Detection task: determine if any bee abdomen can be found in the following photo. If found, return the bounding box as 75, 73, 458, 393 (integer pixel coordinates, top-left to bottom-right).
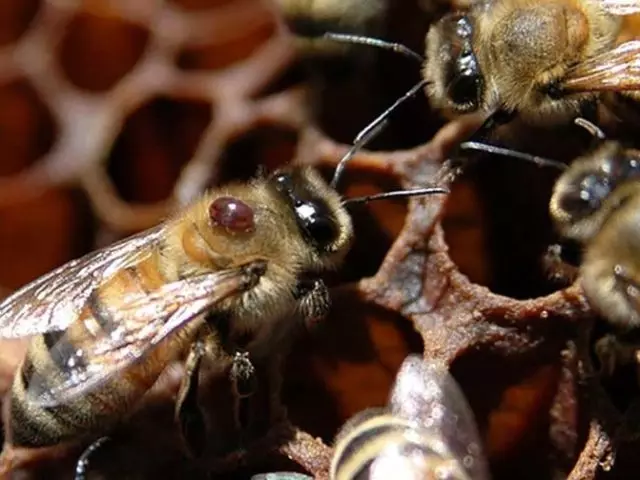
8, 260, 190, 448
331, 414, 463, 480
8, 351, 106, 448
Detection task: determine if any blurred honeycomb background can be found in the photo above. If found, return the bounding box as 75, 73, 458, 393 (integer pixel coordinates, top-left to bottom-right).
0, 0, 636, 479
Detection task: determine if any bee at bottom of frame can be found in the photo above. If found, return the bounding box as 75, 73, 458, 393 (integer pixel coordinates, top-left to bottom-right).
0, 117, 448, 479
330, 355, 489, 480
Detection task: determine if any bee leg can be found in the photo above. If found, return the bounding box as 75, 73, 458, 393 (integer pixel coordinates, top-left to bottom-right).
294, 278, 331, 330
229, 350, 258, 445
594, 334, 639, 377
74, 436, 111, 480
542, 244, 579, 286
175, 339, 208, 458
230, 350, 257, 399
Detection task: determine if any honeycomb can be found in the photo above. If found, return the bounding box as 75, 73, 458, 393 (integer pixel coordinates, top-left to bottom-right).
0, 0, 637, 478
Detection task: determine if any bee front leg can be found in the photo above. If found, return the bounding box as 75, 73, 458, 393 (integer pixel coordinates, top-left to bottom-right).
74, 436, 111, 480
230, 350, 257, 399
175, 339, 208, 458
294, 278, 331, 330
594, 334, 640, 378
542, 244, 579, 286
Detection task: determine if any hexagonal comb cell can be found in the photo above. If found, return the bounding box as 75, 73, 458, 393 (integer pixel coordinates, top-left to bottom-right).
57, 9, 150, 92
176, 18, 276, 71
0, 0, 40, 46
107, 95, 213, 204
217, 124, 299, 184
0, 78, 57, 176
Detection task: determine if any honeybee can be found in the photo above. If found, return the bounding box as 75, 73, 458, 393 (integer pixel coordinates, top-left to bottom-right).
461, 124, 640, 376
423, 0, 640, 127
313, 0, 640, 136
272, 0, 388, 57
549, 140, 640, 329
330, 354, 489, 480
0, 122, 447, 477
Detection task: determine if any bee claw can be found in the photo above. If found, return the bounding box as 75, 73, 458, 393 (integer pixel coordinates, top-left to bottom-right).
74, 436, 111, 480
230, 350, 257, 398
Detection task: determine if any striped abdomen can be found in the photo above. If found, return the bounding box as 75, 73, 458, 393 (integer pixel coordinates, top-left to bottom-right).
8, 254, 200, 448
331, 411, 469, 480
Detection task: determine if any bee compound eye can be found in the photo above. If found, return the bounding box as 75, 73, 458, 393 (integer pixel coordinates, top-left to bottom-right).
209, 196, 255, 233
296, 201, 338, 250
448, 72, 481, 109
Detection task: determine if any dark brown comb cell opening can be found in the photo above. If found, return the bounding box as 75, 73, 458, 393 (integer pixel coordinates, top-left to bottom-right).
0, 0, 40, 46
106, 96, 212, 203
217, 125, 299, 184
322, 167, 409, 283
0, 79, 57, 176
57, 10, 150, 92
0, 188, 93, 290
283, 290, 424, 443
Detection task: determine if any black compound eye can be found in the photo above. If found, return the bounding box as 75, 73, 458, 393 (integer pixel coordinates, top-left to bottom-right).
295, 200, 338, 249
558, 174, 609, 219
447, 70, 482, 108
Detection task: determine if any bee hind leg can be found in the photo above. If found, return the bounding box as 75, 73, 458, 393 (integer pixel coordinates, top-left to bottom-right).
175, 339, 208, 458
594, 334, 640, 377
74, 436, 111, 480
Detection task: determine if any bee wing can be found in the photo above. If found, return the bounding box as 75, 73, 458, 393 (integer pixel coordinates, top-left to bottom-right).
26, 266, 258, 408
600, 0, 640, 15
563, 40, 640, 92
0, 225, 167, 339
389, 355, 490, 480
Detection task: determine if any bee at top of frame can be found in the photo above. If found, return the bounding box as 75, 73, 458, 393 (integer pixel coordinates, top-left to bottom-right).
281, 0, 640, 135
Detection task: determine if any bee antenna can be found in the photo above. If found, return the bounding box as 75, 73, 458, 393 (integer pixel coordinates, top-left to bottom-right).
322, 33, 424, 64
330, 118, 389, 190
330, 78, 429, 189
574, 117, 606, 140
342, 187, 449, 206
459, 141, 568, 171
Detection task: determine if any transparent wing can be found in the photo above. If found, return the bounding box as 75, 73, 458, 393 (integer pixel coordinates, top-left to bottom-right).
600, 0, 640, 15
0, 224, 167, 339
563, 41, 640, 92
389, 355, 490, 480
27, 266, 258, 408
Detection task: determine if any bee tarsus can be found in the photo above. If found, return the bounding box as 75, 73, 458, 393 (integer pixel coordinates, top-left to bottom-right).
74, 436, 110, 480
230, 350, 257, 399
542, 244, 580, 286
294, 278, 331, 328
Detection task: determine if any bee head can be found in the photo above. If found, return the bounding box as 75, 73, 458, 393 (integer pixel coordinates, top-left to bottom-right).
269, 167, 353, 271
424, 13, 485, 115
550, 142, 640, 242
